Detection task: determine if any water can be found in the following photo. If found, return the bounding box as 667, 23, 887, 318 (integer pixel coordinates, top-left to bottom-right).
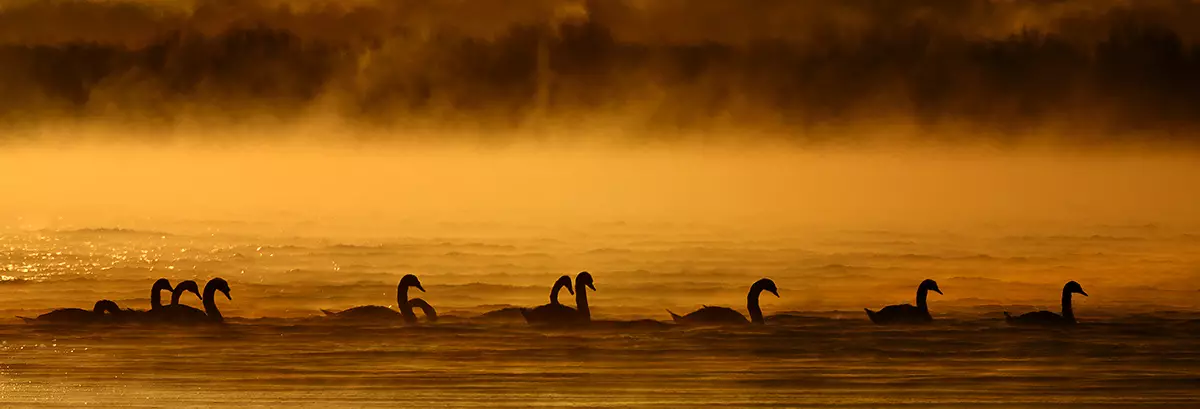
2, 223, 1199, 406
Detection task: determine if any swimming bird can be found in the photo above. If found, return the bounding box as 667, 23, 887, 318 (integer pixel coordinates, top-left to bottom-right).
408, 298, 438, 323
141, 280, 206, 322
322, 274, 425, 323
476, 275, 575, 322
522, 271, 595, 325
1005, 281, 1088, 326
21, 300, 124, 324
668, 278, 779, 325
170, 280, 203, 307
148, 278, 173, 310
150, 278, 231, 324
865, 279, 942, 325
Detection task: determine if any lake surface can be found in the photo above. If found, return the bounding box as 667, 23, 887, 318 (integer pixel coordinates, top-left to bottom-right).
1, 223, 1198, 407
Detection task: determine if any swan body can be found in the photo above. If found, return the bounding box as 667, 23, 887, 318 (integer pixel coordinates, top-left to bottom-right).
866, 279, 942, 325
475, 307, 527, 322
478, 275, 574, 322
23, 300, 124, 324
1006, 281, 1087, 326
523, 272, 594, 325
669, 306, 749, 324
669, 278, 778, 325
324, 274, 424, 323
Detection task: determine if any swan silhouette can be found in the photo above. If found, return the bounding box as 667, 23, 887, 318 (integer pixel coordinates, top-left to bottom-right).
170, 280, 203, 306
865, 279, 942, 325
142, 280, 206, 322
150, 278, 231, 324
408, 298, 438, 322
522, 271, 594, 325
668, 278, 779, 325
21, 300, 124, 324
475, 275, 575, 322
322, 274, 425, 323
148, 278, 173, 310
1005, 281, 1088, 326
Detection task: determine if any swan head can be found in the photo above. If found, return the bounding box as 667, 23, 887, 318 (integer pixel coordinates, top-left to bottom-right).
175, 280, 202, 300
754, 278, 779, 297
400, 274, 425, 292
922, 279, 943, 295
555, 275, 575, 295
1065, 280, 1088, 297
93, 299, 121, 315
153, 278, 173, 293
207, 278, 232, 300
576, 271, 596, 291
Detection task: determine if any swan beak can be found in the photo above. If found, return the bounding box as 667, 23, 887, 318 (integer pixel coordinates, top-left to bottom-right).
567, 287, 575, 295
587, 283, 596, 291
769, 289, 780, 298
223, 290, 232, 300
417, 284, 426, 292
1079, 290, 1088, 297
933, 288, 944, 295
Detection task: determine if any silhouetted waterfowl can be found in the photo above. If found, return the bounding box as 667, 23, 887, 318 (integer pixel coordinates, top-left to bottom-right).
149, 278, 173, 310
408, 298, 438, 322
125, 278, 174, 319
21, 300, 124, 324
522, 271, 594, 325
322, 274, 425, 323
142, 280, 206, 322
668, 278, 779, 325
171, 280, 203, 306
475, 275, 575, 322
152, 278, 231, 324
865, 279, 942, 325
549, 275, 575, 305
1005, 281, 1088, 326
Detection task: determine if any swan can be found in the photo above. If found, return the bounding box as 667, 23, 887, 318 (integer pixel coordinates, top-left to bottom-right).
140, 280, 206, 322
21, 300, 124, 324
668, 278, 779, 325
170, 280, 203, 306
865, 279, 942, 325
149, 278, 231, 324
1005, 281, 1088, 326
522, 271, 594, 325
148, 278, 173, 310
408, 298, 438, 322
475, 275, 574, 322
322, 274, 425, 323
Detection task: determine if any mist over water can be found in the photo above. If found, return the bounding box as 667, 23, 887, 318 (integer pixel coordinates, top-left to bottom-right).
1, 142, 1198, 406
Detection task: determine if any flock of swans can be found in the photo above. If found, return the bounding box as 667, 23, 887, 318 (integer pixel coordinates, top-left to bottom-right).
19, 271, 1090, 327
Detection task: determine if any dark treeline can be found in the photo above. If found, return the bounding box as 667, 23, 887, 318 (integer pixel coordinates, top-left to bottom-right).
2, 0, 1200, 143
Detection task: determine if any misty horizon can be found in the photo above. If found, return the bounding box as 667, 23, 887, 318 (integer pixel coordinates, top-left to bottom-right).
1, 0, 1200, 144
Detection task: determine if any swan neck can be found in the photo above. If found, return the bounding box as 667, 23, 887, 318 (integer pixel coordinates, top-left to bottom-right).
1061, 289, 1074, 322
171, 290, 182, 305
575, 282, 590, 321
916, 286, 929, 312
202, 287, 222, 321
550, 281, 566, 305
747, 290, 764, 324
398, 285, 416, 322
151, 288, 163, 310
